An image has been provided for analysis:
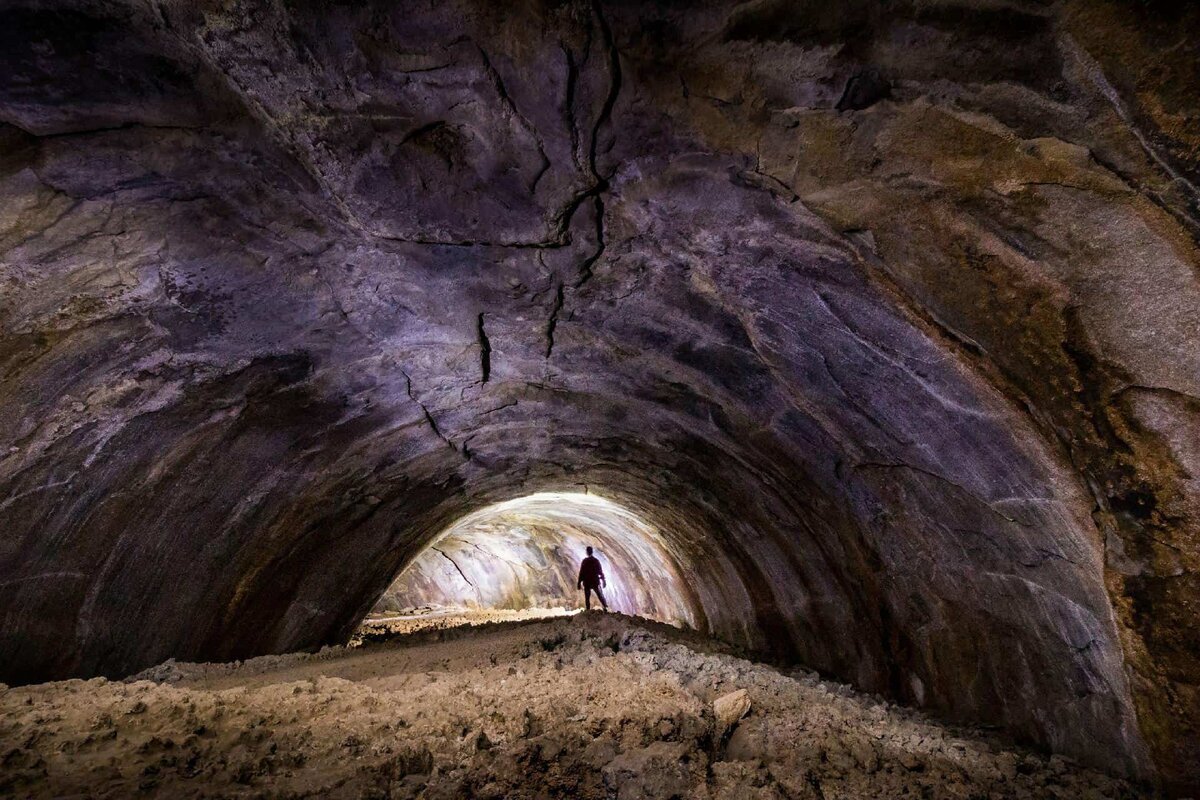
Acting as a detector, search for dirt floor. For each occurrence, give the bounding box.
[0,612,1151,799]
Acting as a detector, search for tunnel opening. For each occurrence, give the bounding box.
[364,492,703,631]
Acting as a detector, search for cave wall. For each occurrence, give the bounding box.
[1,0,1198,791]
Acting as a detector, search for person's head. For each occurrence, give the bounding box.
[586,546,593,556]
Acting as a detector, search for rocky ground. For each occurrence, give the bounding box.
[0,613,1151,799]
[353,607,575,642]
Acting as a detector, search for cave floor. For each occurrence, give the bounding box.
[0,613,1148,799]
[355,606,577,642]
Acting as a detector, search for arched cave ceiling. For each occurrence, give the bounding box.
[0,0,1197,792]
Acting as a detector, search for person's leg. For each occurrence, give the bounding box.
[596,586,608,611]
[584,586,593,610]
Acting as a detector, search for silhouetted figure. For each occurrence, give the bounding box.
[577,546,608,611]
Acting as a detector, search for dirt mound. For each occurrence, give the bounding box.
[0,613,1148,798]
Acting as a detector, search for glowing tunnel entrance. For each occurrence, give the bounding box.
[370,492,701,628]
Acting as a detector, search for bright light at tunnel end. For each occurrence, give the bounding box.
[372,491,701,629]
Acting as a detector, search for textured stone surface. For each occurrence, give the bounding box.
[0,0,1198,792]
[0,614,1147,799]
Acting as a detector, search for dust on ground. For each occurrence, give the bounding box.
[0,612,1151,799]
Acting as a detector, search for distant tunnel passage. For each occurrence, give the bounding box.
[371,492,701,628]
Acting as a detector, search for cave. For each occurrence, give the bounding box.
[370,491,701,626]
[1,0,1198,796]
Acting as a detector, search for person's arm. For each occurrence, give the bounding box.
[577,561,584,589]
[599,562,606,588]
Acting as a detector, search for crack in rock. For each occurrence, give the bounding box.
[477,313,492,383]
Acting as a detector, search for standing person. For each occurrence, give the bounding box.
[577,546,608,611]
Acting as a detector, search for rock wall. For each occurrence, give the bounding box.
[1,0,1197,791]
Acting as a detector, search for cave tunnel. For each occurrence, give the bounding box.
[371,492,704,628]
[1,0,1198,795]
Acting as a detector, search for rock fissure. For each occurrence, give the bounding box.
[401,371,458,454]
[476,313,491,383]
[545,281,564,358]
[431,547,477,591]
